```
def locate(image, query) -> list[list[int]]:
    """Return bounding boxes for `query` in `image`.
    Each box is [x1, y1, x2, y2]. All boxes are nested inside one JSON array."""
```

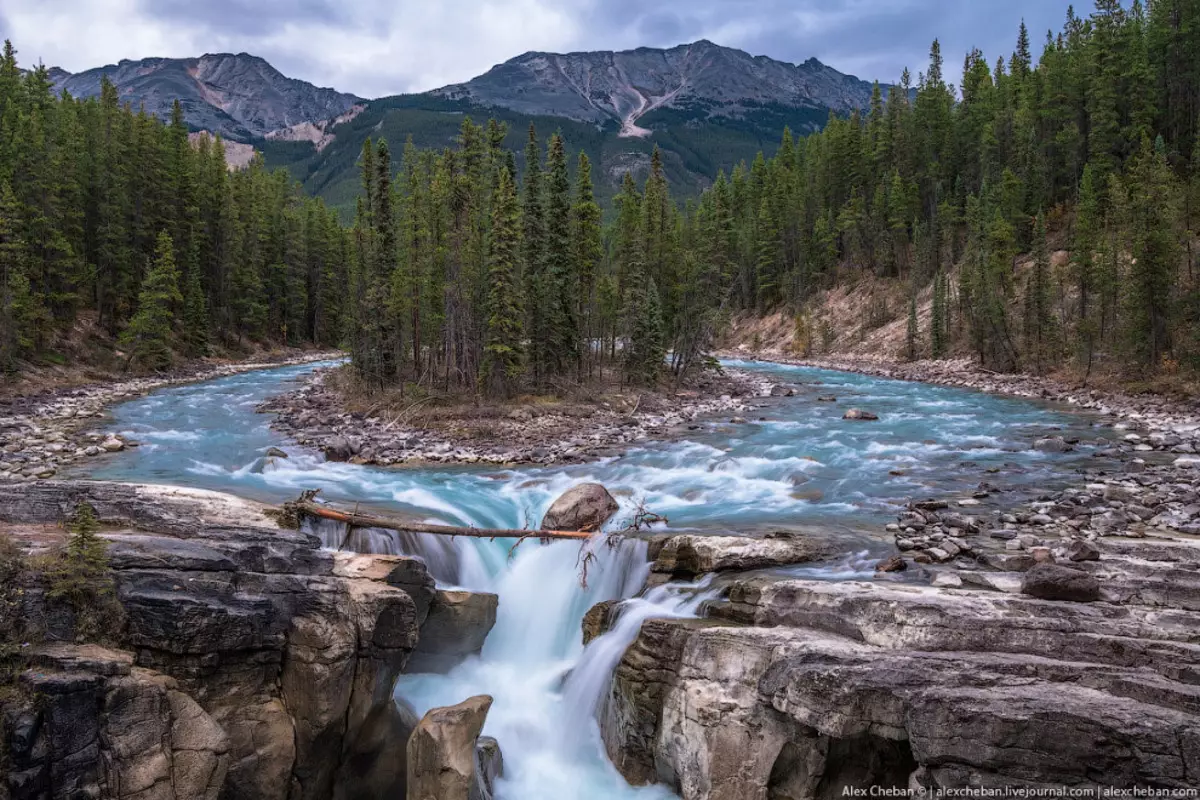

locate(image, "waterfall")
[[394, 536, 709, 800]]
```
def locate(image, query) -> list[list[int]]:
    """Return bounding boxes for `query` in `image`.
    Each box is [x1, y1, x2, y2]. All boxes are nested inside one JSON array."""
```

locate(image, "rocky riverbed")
[[258, 365, 776, 466], [0, 353, 339, 482]]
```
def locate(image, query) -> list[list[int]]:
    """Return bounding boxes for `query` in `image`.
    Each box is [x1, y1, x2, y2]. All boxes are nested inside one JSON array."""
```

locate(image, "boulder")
[[842, 409, 879, 421], [1020, 564, 1101, 602], [652, 532, 828, 577], [407, 695, 493, 800], [101, 435, 125, 452], [323, 435, 353, 462], [1065, 539, 1100, 562], [1033, 436, 1069, 453], [540, 483, 619, 532], [265, 446, 289, 459], [407, 590, 498, 673], [875, 555, 907, 573]]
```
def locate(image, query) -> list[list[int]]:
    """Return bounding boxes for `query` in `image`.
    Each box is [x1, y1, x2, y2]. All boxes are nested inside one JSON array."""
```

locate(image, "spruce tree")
[[572, 152, 602, 376], [542, 133, 577, 376], [182, 263, 209, 357], [0, 181, 32, 370], [931, 271, 948, 358], [122, 231, 182, 371], [1024, 212, 1058, 373], [625, 277, 666, 387], [480, 168, 524, 398], [48, 503, 122, 643]]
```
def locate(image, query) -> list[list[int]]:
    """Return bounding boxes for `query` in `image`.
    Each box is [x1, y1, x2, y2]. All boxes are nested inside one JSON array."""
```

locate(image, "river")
[[73, 359, 1117, 800]]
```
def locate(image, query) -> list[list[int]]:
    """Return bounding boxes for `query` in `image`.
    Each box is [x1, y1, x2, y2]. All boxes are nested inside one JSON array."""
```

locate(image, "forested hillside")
[[0, 42, 349, 374], [340, 0, 1200, 400], [5, 0, 1200, 390], [712, 1, 1200, 377]]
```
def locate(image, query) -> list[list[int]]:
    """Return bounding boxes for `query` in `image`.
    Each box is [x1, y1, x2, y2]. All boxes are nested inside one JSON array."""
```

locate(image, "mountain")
[[432, 39, 878, 136], [260, 41, 887, 217], [50, 53, 362, 141], [50, 42, 883, 214]]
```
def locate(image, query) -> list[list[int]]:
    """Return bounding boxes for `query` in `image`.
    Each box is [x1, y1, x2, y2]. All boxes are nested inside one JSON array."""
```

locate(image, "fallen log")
[[283, 496, 595, 541]]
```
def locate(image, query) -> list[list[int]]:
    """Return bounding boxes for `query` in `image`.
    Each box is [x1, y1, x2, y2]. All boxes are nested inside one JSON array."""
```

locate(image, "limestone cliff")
[[0, 480, 435, 800]]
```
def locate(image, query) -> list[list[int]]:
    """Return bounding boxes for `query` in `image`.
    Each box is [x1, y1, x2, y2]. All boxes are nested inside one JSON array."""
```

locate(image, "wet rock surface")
[[406, 695, 494, 800], [540, 482, 620, 532], [0, 480, 430, 800], [597, 355, 1200, 797], [406, 590, 499, 674], [259, 365, 775, 467]]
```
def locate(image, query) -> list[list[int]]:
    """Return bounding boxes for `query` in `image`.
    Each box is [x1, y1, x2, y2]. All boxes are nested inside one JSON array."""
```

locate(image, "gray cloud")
[[3, 0, 1086, 98]]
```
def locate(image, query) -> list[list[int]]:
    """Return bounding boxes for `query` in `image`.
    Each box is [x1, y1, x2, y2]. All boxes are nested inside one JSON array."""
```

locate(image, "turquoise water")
[[81, 358, 1113, 538], [76, 359, 1116, 800]]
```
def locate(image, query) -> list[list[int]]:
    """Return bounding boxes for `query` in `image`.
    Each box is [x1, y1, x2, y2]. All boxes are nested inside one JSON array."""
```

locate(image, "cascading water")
[[74, 358, 1123, 799]]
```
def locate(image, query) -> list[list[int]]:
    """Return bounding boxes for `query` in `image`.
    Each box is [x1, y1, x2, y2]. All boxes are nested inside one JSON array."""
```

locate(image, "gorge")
[[5, 356, 1199, 798]]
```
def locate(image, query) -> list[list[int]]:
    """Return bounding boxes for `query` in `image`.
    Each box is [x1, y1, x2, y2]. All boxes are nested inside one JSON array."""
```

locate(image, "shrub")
[[47, 503, 124, 643]]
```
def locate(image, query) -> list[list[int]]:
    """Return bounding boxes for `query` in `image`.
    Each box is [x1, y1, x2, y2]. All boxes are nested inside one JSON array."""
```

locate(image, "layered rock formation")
[[0, 480, 437, 800], [599, 528, 1200, 797]]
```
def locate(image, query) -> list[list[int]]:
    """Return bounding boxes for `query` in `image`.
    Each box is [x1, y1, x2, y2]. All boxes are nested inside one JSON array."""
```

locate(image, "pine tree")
[[122, 231, 182, 371], [1024, 213, 1058, 373], [931, 270, 948, 358], [48, 503, 122, 643], [1125, 136, 1181, 367], [182, 260, 209, 357], [542, 133, 577, 376], [571, 152, 602, 377], [0, 181, 33, 370], [625, 277, 665, 387], [480, 168, 524, 398]]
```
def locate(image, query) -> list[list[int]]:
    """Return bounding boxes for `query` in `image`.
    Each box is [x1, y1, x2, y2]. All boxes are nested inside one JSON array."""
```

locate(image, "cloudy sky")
[[2, 0, 1085, 98]]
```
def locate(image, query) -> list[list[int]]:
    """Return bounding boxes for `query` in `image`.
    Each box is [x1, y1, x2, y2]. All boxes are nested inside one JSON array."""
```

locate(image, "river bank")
[[717, 350, 1200, 573], [258, 364, 776, 467], [0, 350, 341, 481]]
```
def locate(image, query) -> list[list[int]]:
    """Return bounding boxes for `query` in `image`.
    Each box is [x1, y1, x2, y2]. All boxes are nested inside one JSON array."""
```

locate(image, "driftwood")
[[280, 492, 594, 541]]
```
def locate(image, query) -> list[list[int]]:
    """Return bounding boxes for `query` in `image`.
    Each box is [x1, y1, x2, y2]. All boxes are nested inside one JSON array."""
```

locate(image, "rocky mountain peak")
[[49, 53, 361, 141], [431, 40, 881, 137]]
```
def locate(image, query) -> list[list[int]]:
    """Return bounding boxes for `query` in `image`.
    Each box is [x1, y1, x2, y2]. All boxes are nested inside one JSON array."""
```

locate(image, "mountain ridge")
[[46, 40, 888, 213], [431, 39, 882, 137], [49, 52, 362, 140]]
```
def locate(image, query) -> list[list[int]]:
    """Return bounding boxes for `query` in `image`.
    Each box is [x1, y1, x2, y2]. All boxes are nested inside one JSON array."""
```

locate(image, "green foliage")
[[624, 278, 666, 386], [47, 503, 124, 644], [0, 531, 27, 670], [480, 168, 525, 397], [0, 42, 350, 370], [121, 231, 181, 371]]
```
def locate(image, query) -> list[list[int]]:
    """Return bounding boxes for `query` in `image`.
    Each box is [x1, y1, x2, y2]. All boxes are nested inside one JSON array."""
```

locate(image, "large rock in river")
[[540, 483, 619, 532], [650, 532, 829, 578], [407, 695, 493, 800], [407, 589, 498, 673]]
